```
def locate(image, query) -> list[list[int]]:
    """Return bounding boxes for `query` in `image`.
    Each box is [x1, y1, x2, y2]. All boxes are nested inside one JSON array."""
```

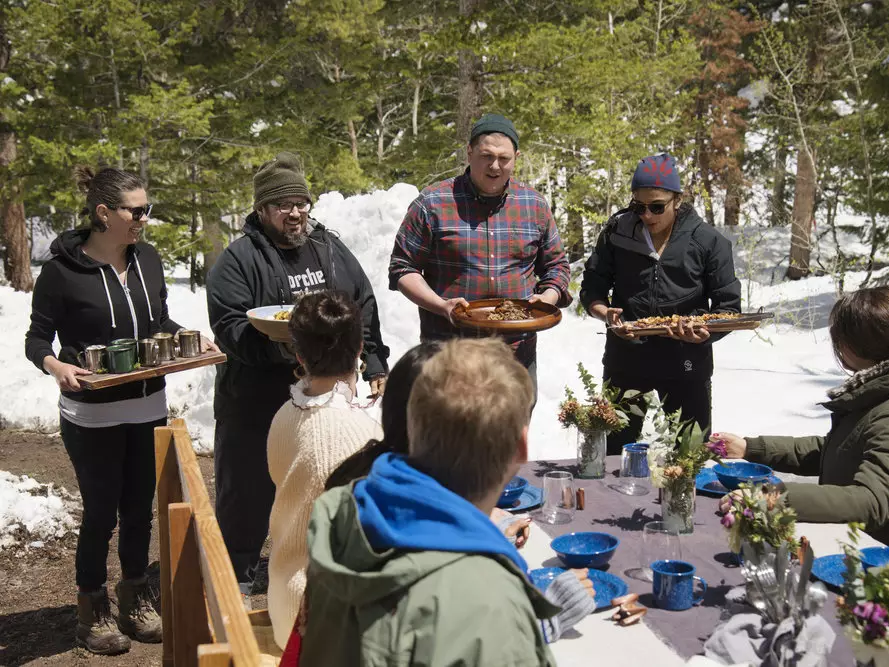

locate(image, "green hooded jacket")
[[299, 485, 560, 667], [745, 360, 889, 543]]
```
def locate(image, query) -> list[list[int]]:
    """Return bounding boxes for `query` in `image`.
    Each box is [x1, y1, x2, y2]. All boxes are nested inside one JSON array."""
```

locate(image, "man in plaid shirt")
[[388, 113, 572, 388]]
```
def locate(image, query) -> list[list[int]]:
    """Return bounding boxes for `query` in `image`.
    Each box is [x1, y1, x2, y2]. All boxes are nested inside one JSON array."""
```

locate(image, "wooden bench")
[[155, 418, 281, 667]]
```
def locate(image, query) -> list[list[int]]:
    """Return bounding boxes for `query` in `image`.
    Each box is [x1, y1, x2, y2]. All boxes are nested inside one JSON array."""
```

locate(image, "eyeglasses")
[[271, 201, 312, 214], [629, 200, 672, 216], [115, 204, 153, 220]]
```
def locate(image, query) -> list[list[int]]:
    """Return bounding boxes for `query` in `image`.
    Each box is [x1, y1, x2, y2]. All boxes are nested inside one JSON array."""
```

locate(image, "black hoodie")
[[580, 205, 742, 379], [206, 212, 389, 418], [25, 229, 182, 404]]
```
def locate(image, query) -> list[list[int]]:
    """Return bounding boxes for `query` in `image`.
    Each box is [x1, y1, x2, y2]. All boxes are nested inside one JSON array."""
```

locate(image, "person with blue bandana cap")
[[581, 153, 741, 454], [297, 338, 595, 666]]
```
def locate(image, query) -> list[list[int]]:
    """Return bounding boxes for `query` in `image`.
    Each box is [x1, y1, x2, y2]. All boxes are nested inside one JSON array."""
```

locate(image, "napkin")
[[703, 612, 835, 667]]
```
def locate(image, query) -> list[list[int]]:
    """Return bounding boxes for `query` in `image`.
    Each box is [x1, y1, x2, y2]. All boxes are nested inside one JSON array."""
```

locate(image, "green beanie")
[[470, 113, 519, 150], [253, 152, 312, 209]]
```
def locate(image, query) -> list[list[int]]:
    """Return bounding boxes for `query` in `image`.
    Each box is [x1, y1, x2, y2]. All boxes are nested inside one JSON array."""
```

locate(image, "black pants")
[[214, 405, 279, 589], [603, 372, 713, 456], [60, 417, 165, 592]]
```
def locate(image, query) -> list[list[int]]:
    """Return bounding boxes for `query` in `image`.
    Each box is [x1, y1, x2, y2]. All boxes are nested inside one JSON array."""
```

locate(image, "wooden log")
[[155, 425, 183, 667], [170, 502, 212, 667]]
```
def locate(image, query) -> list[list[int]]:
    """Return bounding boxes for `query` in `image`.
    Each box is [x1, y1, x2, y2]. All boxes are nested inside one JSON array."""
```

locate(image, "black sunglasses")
[[115, 204, 153, 220], [629, 200, 672, 216]]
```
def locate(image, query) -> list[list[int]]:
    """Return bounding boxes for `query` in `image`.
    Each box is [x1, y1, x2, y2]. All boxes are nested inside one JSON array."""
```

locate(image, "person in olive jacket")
[[206, 152, 389, 596], [716, 287, 889, 545], [580, 153, 741, 454]]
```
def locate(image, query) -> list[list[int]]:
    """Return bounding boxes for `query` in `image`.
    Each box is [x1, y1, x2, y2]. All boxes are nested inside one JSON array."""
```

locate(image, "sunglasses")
[[115, 204, 153, 220], [629, 200, 672, 216]]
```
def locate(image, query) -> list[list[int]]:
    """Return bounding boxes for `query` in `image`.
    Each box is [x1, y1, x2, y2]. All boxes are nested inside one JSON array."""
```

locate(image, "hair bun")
[[73, 165, 96, 194]]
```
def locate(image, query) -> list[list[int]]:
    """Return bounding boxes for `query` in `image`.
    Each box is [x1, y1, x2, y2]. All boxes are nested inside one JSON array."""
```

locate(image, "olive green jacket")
[[746, 360, 889, 543], [299, 485, 560, 667]]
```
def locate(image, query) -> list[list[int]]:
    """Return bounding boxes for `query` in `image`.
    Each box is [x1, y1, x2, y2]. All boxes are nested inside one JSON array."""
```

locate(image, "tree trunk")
[[457, 0, 482, 155], [787, 146, 816, 280], [347, 119, 359, 162], [770, 145, 788, 227], [696, 137, 716, 226], [724, 141, 744, 227], [140, 138, 150, 187], [0, 129, 34, 292], [204, 218, 225, 279]]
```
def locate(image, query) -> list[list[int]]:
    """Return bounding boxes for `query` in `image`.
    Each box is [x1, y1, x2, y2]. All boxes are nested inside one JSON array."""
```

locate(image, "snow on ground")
[[2, 184, 883, 463], [0, 471, 79, 551]]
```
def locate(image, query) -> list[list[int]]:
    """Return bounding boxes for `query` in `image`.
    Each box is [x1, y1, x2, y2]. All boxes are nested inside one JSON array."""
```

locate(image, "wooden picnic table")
[[518, 456, 883, 666]]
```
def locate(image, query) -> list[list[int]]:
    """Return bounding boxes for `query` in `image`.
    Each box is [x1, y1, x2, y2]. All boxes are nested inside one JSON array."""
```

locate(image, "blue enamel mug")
[[651, 559, 707, 611]]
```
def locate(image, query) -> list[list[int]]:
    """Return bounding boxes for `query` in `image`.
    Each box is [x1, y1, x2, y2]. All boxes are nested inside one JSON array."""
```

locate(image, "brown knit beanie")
[[253, 152, 312, 209]]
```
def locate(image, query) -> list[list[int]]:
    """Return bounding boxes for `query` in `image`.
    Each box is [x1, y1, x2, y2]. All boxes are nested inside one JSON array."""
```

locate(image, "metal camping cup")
[[153, 333, 175, 361], [138, 338, 161, 367], [110, 338, 137, 350], [106, 344, 136, 373], [178, 330, 202, 358], [77, 345, 107, 372]]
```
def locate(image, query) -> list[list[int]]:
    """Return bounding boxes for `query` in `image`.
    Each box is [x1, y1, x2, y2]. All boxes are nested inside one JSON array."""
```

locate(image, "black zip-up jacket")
[[25, 229, 183, 404], [206, 213, 389, 417], [579, 205, 741, 379]]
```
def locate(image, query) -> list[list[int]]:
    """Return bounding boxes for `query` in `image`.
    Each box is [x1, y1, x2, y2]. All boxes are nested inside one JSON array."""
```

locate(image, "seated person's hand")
[[490, 507, 531, 549], [711, 432, 746, 459], [569, 568, 596, 599], [666, 318, 711, 344], [543, 570, 598, 641]]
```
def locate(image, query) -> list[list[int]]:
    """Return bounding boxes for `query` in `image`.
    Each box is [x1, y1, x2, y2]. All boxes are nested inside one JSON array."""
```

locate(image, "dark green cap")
[[469, 113, 519, 150], [253, 152, 312, 209]]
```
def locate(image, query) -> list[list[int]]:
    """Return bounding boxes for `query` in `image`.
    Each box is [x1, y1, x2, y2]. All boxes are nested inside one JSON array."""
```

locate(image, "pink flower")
[[707, 439, 728, 458], [743, 508, 754, 520], [721, 512, 736, 529]]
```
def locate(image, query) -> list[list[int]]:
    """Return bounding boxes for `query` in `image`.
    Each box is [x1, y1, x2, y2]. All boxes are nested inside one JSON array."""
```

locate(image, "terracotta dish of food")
[[612, 311, 773, 337], [452, 298, 562, 334]]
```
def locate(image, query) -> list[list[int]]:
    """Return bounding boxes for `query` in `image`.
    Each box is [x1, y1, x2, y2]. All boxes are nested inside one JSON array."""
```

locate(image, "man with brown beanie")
[[206, 152, 389, 597]]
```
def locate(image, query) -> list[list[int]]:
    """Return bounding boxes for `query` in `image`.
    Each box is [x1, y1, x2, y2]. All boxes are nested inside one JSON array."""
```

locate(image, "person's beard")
[[282, 227, 308, 247], [260, 214, 308, 248]]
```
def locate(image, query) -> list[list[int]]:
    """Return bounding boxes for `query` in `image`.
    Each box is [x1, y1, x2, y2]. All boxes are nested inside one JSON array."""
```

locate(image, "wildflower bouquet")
[[720, 483, 798, 556], [558, 363, 644, 478], [838, 523, 889, 665]]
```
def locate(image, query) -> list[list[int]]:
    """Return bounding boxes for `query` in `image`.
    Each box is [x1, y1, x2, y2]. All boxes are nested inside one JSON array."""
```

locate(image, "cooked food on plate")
[[487, 300, 532, 321], [621, 312, 741, 330], [271, 309, 291, 321]]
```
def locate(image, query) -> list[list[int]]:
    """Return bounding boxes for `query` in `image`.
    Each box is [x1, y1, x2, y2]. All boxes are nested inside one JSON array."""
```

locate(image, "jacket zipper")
[[649, 261, 660, 316], [113, 263, 148, 397]]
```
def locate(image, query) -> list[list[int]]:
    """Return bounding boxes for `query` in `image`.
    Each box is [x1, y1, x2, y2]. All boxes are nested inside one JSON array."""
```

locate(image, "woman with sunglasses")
[[24, 166, 216, 655], [579, 153, 741, 454]]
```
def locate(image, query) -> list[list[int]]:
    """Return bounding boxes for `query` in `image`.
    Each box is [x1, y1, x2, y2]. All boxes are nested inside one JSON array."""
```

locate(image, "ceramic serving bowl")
[[712, 462, 773, 491], [551, 531, 619, 569]]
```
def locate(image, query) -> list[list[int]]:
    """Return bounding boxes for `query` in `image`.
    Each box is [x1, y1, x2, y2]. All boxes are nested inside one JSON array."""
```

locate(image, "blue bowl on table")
[[551, 531, 620, 569], [861, 546, 889, 570], [498, 476, 529, 507], [712, 462, 773, 491]]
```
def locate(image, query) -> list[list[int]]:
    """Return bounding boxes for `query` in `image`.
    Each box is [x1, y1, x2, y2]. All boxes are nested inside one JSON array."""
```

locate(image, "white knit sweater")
[[266, 379, 382, 649]]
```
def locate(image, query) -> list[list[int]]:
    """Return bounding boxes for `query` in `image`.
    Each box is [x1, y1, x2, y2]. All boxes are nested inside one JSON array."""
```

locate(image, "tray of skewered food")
[[610, 311, 774, 337], [451, 298, 562, 333]]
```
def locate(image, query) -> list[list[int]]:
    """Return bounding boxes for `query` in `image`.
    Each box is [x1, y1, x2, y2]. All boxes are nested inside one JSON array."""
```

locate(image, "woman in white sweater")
[[266, 290, 381, 649]]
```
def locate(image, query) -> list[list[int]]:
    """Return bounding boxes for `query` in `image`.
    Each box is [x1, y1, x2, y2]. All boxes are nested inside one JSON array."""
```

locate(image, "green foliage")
[[557, 362, 643, 434], [839, 523, 889, 646]]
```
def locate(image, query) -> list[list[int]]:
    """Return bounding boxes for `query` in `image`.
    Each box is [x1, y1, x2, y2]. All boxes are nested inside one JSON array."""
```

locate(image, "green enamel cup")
[[107, 344, 136, 373], [110, 338, 137, 350]]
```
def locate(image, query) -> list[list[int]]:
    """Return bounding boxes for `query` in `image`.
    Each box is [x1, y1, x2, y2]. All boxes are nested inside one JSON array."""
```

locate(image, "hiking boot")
[[116, 576, 162, 643], [76, 589, 132, 655]]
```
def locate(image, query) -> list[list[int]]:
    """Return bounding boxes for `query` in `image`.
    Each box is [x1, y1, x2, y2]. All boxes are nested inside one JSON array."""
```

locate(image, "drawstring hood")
[[134, 256, 154, 322], [98, 268, 118, 329]]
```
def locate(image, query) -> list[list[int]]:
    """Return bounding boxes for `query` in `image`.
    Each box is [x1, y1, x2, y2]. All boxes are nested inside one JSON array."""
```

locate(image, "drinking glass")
[[641, 521, 682, 582], [542, 471, 576, 525], [617, 443, 650, 496]]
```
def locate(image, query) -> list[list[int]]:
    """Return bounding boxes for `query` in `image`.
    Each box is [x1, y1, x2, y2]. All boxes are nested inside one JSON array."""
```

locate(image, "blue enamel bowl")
[[712, 462, 773, 491], [498, 476, 529, 507], [551, 531, 620, 569], [861, 546, 889, 570]]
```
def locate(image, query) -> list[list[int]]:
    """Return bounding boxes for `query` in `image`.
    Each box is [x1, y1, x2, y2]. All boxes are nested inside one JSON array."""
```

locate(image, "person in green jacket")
[[298, 338, 594, 666], [714, 287, 889, 544]]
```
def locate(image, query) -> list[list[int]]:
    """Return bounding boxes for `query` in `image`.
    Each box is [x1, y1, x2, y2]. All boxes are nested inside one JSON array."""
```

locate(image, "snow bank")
[[0, 471, 79, 551]]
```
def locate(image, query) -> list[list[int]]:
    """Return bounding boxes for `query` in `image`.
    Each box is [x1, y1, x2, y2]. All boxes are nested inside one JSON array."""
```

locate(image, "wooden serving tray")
[[612, 312, 774, 337], [452, 298, 562, 334], [79, 351, 227, 390]]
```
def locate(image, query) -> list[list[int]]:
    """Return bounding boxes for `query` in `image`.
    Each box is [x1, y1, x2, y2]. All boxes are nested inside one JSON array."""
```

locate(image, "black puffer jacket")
[[206, 213, 389, 418], [580, 205, 741, 379], [25, 229, 182, 403]]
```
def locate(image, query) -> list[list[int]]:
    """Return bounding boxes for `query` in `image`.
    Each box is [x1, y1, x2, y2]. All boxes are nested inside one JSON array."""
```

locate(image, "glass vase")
[[576, 429, 607, 479], [662, 479, 695, 534]]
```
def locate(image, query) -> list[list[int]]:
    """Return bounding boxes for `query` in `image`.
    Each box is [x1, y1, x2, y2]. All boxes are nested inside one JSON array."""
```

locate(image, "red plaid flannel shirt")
[[389, 168, 572, 343]]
